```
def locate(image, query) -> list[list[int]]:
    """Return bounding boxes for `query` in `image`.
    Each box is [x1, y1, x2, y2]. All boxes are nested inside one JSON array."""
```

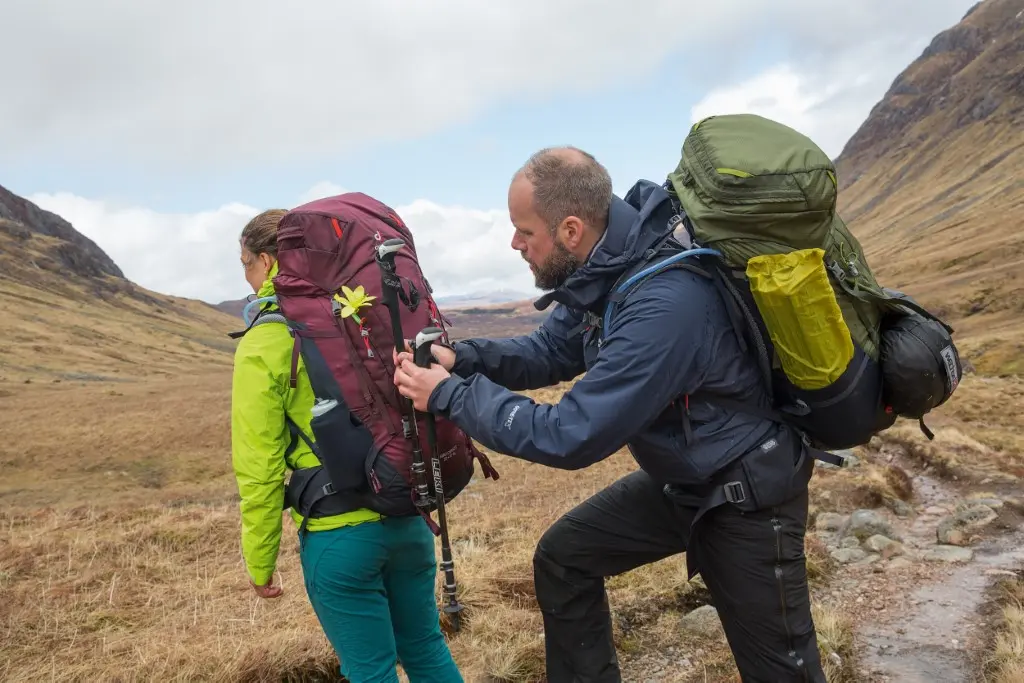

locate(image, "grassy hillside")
[[835, 0, 1024, 376], [0, 221, 238, 385]]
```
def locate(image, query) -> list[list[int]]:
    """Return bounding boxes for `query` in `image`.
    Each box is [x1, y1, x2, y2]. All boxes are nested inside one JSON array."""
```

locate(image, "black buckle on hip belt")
[[722, 481, 746, 504]]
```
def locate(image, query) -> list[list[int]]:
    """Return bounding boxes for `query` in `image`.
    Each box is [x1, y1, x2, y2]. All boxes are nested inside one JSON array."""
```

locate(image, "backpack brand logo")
[[940, 345, 960, 391], [760, 438, 778, 453]]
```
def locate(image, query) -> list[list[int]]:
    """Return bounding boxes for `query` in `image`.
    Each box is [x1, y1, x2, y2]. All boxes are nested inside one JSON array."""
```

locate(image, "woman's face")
[[241, 246, 274, 294]]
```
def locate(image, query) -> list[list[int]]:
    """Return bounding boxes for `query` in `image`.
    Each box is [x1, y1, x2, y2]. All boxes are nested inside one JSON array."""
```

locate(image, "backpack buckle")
[[723, 481, 746, 504], [322, 482, 336, 496], [826, 259, 847, 281]]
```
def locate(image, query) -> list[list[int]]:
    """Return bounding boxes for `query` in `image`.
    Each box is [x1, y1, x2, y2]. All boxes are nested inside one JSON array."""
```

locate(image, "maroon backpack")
[[271, 191, 499, 527]]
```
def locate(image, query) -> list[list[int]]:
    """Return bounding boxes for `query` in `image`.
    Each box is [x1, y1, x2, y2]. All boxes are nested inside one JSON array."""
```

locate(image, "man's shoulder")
[[601, 260, 728, 349], [615, 260, 718, 315]]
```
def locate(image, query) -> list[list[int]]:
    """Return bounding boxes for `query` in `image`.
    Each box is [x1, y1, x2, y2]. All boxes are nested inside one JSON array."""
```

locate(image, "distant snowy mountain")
[[433, 289, 537, 308]]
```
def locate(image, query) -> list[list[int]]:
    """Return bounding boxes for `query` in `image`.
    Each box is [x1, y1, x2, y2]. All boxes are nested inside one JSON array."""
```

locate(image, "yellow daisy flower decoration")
[[333, 285, 377, 322]]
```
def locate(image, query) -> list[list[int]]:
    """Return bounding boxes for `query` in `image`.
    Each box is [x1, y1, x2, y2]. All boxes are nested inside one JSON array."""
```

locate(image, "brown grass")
[[980, 571, 1024, 683], [0, 374, 869, 683], [807, 447, 916, 523], [871, 374, 1024, 484]]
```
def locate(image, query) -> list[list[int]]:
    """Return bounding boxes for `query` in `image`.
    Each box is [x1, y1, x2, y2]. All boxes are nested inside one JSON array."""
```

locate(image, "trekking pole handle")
[[375, 238, 405, 268], [413, 327, 444, 368]]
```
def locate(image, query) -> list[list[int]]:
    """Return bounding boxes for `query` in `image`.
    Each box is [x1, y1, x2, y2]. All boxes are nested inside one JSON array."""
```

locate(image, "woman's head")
[[240, 209, 287, 293]]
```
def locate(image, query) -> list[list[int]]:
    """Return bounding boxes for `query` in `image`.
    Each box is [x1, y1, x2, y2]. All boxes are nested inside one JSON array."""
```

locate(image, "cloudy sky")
[[2, 0, 978, 306]]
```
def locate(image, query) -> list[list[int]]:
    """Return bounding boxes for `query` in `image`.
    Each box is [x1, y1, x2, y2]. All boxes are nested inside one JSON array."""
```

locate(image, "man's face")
[[508, 175, 579, 290]]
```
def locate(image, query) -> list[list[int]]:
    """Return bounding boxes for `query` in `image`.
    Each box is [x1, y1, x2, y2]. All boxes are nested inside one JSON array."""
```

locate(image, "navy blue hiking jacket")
[[428, 180, 783, 487]]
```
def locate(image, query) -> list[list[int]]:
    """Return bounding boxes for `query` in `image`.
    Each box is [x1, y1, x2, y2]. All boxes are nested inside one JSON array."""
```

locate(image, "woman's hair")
[[240, 209, 288, 257]]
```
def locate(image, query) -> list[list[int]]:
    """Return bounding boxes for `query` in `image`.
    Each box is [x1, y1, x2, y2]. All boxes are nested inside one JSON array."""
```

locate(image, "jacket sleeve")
[[230, 346, 289, 586], [449, 303, 587, 391], [429, 270, 712, 469]]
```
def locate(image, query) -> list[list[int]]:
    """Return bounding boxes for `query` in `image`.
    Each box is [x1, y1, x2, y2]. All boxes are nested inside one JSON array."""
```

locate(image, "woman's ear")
[[259, 252, 275, 274]]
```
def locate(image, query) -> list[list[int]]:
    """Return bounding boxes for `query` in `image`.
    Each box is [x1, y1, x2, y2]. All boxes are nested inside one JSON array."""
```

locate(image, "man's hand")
[[249, 575, 283, 599], [392, 339, 456, 372], [394, 351, 451, 411]]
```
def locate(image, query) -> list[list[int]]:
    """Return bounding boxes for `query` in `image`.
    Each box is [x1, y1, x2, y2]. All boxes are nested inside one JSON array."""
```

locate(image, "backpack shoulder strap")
[[232, 309, 321, 461], [599, 237, 722, 340], [228, 296, 281, 339]]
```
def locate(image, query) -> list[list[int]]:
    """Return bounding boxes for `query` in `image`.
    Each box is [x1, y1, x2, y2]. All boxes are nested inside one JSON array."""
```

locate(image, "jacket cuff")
[[450, 342, 479, 378], [428, 373, 464, 415], [248, 564, 275, 586]]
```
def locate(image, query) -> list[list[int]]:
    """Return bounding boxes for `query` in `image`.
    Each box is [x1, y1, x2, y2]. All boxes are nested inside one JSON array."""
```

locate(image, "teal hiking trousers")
[[299, 515, 463, 683]]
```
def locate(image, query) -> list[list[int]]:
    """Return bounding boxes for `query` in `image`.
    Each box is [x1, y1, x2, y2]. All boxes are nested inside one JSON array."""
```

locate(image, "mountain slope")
[[0, 184, 123, 279], [834, 0, 1024, 375], [0, 185, 239, 384]]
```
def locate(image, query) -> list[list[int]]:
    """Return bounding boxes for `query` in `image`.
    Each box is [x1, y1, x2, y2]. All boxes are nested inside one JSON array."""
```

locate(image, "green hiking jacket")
[[230, 262, 382, 585]]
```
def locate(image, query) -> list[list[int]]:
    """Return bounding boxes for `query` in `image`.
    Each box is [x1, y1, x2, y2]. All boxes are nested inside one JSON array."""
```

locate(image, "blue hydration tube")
[[602, 247, 722, 331], [241, 295, 277, 325]]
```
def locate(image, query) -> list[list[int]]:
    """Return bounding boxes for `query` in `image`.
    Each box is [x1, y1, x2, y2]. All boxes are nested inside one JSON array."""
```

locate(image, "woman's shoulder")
[[233, 317, 295, 372]]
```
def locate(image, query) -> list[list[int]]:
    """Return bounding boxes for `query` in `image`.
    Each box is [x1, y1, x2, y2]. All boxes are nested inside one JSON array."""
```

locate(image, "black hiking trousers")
[[532, 466, 827, 683]]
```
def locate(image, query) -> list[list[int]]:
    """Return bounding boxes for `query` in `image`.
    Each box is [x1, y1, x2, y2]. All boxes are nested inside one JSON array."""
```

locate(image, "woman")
[[230, 208, 463, 683]]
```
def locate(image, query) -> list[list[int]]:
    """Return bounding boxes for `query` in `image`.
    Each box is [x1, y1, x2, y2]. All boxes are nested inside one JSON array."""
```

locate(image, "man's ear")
[[557, 216, 585, 248]]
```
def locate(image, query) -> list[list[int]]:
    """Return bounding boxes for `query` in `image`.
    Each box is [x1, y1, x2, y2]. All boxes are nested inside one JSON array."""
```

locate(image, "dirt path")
[[858, 529, 1024, 681], [835, 453, 1024, 682]]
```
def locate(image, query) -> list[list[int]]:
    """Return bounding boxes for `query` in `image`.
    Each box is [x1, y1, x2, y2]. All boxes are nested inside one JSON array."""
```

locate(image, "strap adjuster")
[[322, 482, 336, 496], [723, 481, 746, 504]]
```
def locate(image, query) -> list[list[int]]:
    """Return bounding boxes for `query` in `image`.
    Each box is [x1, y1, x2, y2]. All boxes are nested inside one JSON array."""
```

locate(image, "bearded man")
[[393, 146, 827, 683]]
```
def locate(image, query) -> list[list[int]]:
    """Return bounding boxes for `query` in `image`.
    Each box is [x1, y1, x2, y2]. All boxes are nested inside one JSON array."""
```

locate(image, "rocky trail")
[[815, 445, 1024, 682], [618, 437, 1024, 682]]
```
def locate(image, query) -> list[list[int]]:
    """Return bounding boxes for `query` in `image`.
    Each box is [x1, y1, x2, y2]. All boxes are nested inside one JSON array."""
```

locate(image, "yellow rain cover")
[[746, 248, 854, 390]]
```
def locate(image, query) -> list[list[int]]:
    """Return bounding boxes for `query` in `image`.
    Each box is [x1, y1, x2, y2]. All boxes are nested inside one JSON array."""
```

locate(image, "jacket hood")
[[534, 179, 677, 312]]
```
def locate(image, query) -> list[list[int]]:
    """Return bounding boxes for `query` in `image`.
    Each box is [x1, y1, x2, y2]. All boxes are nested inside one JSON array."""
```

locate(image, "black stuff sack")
[[878, 290, 962, 439]]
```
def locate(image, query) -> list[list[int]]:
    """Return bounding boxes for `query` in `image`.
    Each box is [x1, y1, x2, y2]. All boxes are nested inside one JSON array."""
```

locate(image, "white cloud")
[[1, 0, 979, 168], [690, 64, 858, 158], [28, 186, 537, 305], [687, 4, 977, 161], [16, 1, 982, 304]]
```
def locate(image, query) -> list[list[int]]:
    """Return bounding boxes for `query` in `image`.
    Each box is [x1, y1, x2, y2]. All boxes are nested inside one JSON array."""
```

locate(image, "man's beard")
[[530, 239, 580, 291]]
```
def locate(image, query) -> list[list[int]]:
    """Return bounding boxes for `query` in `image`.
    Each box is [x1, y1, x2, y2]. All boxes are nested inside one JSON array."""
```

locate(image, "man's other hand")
[[394, 351, 451, 411], [392, 339, 456, 372]]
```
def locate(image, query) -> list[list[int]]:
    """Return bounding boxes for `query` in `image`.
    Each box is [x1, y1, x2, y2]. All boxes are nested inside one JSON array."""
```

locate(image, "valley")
[[2, 1, 1024, 681]]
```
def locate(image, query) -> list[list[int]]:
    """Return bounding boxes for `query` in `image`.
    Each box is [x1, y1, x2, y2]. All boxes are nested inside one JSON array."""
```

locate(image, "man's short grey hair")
[[519, 146, 613, 234]]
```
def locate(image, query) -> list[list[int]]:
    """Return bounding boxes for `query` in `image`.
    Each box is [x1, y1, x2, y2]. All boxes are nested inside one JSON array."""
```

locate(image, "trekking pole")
[[413, 325, 464, 632], [375, 238, 432, 510]]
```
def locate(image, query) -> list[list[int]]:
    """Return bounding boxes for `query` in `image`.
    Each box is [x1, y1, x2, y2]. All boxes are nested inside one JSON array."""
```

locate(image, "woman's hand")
[[250, 575, 283, 599]]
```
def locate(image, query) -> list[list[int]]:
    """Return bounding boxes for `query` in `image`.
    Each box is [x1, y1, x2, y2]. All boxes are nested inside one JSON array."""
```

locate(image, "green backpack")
[[633, 113, 960, 450]]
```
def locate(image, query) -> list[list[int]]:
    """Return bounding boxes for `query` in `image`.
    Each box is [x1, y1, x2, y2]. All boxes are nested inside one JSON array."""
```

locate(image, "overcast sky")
[[2, 0, 978, 306]]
